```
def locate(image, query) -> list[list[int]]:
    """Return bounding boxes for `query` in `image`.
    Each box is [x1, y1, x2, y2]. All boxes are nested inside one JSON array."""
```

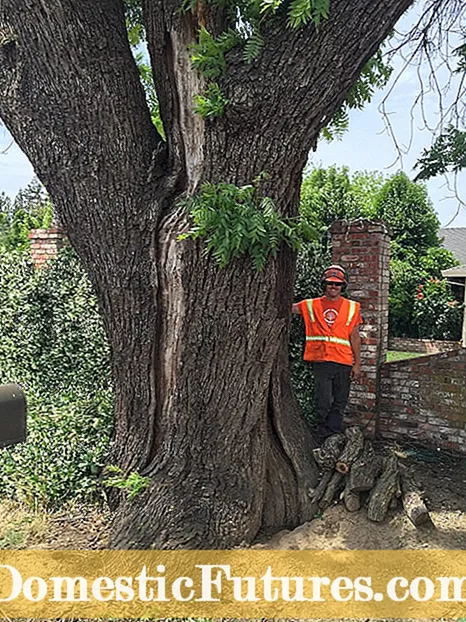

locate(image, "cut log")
[[348, 441, 382, 493], [343, 478, 360, 512], [313, 434, 346, 470], [335, 427, 364, 474], [401, 471, 430, 527], [308, 470, 333, 515], [319, 472, 344, 510], [367, 455, 399, 522]]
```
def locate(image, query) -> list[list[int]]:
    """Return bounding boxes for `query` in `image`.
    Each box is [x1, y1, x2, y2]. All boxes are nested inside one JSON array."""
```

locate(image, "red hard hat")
[[322, 265, 347, 284]]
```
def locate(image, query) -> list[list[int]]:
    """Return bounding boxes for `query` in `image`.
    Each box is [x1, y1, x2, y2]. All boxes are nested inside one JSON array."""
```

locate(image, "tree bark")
[[401, 471, 430, 527], [319, 472, 344, 511], [367, 456, 399, 522], [343, 479, 361, 513], [0, 0, 415, 548], [313, 433, 346, 470], [336, 427, 365, 474], [348, 441, 382, 493]]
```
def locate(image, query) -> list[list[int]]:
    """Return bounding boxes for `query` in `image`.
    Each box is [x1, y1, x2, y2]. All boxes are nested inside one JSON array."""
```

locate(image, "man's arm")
[[291, 303, 301, 314], [350, 325, 361, 380]]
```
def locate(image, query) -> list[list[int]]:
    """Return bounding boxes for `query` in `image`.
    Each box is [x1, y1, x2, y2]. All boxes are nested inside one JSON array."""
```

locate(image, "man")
[[292, 265, 362, 441]]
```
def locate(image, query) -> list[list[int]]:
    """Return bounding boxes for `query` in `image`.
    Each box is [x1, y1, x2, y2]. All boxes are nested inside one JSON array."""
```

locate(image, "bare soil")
[[260, 441, 466, 550], [0, 441, 464, 552]]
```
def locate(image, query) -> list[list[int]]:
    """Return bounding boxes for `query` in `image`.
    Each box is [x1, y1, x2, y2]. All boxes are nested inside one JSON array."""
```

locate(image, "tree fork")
[[0, 0, 418, 548]]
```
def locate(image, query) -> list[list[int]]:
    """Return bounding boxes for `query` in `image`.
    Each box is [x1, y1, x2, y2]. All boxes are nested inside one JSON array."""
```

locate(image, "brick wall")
[[29, 228, 67, 268], [388, 337, 460, 354], [331, 220, 390, 436], [379, 349, 466, 453]]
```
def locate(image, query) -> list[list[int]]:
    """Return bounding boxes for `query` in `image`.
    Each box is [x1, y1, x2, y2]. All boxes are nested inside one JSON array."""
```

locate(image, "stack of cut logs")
[[310, 427, 431, 526]]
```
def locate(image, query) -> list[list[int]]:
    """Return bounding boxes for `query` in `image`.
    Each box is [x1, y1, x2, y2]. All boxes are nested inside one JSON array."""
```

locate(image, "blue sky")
[[1, 6, 465, 228]]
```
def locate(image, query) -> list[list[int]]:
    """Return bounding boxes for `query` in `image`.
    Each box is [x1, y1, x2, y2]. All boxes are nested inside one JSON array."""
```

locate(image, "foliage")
[[0, 178, 53, 251], [286, 0, 330, 29], [0, 247, 111, 401], [0, 398, 113, 509], [0, 246, 113, 508], [190, 27, 238, 79], [179, 179, 316, 269], [290, 241, 330, 424], [102, 466, 150, 502], [322, 50, 392, 141], [299, 166, 382, 235], [414, 125, 466, 181], [371, 172, 440, 257], [193, 83, 229, 118], [412, 279, 463, 341]]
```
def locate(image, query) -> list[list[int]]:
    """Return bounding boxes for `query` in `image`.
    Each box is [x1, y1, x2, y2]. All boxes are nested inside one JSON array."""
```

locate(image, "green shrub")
[[413, 279, 463, 341], [0, 246, 113, 507], [0, 247, 111, 402], [0, 397, 113, 509]]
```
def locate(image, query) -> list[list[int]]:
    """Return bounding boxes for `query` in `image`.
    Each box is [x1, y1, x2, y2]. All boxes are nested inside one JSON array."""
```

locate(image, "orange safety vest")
[[298, 297, 360, 366]]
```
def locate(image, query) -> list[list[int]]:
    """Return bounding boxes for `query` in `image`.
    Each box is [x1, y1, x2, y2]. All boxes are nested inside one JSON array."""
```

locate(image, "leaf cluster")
[[0, 398, 112, 509], [190, 27, 239, 79], [322, 49, 392, 141], [0, 245, 113, 508], [412, 278, 463, 341], [193, 83, 229, 118], [102, 466, 150, 503], [414, 125, 466, 181], [179, 180, 316, 270]]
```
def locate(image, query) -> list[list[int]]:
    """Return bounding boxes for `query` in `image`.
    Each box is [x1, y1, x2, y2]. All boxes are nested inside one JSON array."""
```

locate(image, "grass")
[[0, 500, 48, 549], [386, 350, 423, 362]]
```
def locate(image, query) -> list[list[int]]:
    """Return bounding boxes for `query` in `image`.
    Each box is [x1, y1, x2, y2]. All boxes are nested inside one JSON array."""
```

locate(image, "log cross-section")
[[336, 427, 364, 474]]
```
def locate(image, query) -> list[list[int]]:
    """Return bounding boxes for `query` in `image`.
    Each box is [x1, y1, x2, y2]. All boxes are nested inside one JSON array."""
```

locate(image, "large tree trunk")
[[0, 0, 414, 548]]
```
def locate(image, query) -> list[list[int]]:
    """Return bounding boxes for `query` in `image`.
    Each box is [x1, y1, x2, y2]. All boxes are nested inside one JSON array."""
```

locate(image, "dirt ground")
[[261, 441, 466, 551], [0, 442, 464, 622], [0, 441, 464, 552]]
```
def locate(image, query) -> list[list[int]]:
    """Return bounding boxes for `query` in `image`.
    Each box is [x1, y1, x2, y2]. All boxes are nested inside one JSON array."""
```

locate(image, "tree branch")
[[224, 0, 416, 156], [0, 0, 166, 230]]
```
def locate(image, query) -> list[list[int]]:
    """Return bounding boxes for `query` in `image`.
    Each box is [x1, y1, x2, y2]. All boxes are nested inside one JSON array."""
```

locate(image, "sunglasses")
[[324, 281, 343, 287]]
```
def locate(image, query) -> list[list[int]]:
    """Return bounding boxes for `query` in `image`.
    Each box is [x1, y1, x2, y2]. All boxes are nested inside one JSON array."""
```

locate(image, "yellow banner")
[[0, 550, 464, 618]]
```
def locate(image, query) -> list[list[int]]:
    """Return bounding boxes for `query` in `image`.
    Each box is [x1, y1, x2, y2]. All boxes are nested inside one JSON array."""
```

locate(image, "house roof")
[[439, 227, 466, 264], [442, 264, 466, 278]]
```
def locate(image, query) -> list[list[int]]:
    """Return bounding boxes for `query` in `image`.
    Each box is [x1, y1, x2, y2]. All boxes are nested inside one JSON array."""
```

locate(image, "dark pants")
[[312, 361, 351, 438]]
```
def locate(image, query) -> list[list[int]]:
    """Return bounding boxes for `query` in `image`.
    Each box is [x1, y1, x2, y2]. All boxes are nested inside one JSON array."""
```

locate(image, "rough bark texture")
[[336, 426, 365, 474], [343, 479, 361, 513], [313, 433, 346, 470], [367, 456, 399, 522], [319, 472, 344, 511], [0, 0, 415, 547], [401, 471, 430, 526], [349, 441, 382, 492]]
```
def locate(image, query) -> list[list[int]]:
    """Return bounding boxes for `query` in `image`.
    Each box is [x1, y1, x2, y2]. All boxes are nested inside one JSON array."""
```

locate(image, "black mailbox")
[[0, 384, 27, 448]]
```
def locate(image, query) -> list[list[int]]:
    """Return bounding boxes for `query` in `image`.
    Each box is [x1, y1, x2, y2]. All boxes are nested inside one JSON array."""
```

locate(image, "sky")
[[1, 6, 465, 228]]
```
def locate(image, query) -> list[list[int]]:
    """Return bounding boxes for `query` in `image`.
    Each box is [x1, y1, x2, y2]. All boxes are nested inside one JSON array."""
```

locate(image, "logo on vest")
[[323, 307, 339, 327]]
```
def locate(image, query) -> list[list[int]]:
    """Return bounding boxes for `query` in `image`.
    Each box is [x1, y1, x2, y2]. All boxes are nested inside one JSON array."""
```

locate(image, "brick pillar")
[[29, 228, 67, 269], [330, 219, 390, 436]]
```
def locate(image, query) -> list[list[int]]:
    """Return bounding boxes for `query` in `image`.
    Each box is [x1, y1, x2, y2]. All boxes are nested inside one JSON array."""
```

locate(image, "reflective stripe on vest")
[[305, 335, 351, 347], [346, 299, 356, 326], [307, 298, 356, 327], [306, 299, 315, 322]]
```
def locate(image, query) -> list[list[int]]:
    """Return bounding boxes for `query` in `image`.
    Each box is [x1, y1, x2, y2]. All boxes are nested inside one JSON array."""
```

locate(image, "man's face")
[[324, 281, 343, 299]]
